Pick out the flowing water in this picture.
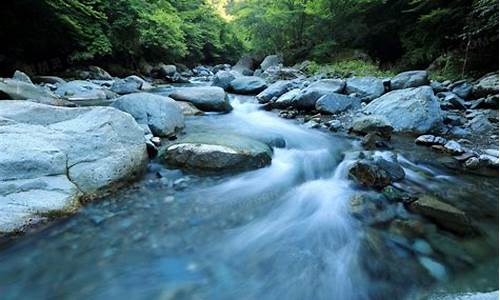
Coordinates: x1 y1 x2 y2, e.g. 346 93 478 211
0 88 497 299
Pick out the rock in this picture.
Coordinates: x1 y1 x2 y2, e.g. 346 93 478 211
176 101 204 116
110 75 146 95
479 154 499 168
27 98 77 107
212 70 237 90
162 133 272 174
444 93 467 110
345 77 385 102
418 256 447 281
12 70 33 84
233 55 261 75
350 192 396 225
450 80 473 99
467 114 494 135
256 80 294 104
0 101 147 233
470 95 499 109
364 86 442 134
260 66 303 82
430 80 448 93
228 76 267 95
415 135 448 146
464 157 480 170
54 80 112 103
315 93 360 114
444 140 464 154
192 66 213 77
350 115 393 139
348 158 404 189
168 86 232 112
212 64 231 73
32 76 66 85
111 93 184 137
260 55 282 71
87 66 113 80
156 64 177 77
483 149 499 157
390 70 429 90
472 73 498 98
294 79 345 110
0 78 58 100
409 195 473 235
273 89 301 108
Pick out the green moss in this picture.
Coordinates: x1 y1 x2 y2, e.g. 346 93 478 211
306 60 395 78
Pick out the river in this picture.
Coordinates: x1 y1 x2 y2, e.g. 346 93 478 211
0 84 497 299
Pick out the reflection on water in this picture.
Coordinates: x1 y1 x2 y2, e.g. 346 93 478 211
0 92 497 300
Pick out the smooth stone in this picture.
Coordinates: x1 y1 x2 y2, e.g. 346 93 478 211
229 76 267 95
168 86 232 112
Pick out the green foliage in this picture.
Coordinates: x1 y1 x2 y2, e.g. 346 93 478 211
306 60 395 78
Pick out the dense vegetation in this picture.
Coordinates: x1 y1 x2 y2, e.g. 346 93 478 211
0 0 244 75
0 0 497 78
228 0 499 78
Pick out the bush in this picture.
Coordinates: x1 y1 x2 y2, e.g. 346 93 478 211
306 60 395 78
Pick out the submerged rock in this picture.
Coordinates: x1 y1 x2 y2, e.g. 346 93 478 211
364 86 442 134
168 86 232 112
111 93 184 137
162 133 272 174
0 101 147 233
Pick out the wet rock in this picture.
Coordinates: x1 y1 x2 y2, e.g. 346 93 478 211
162 133 272 174
0 101 148 233
345 76 385 102
315 93 360 114
168 86 232 112
350 115 393 140
471 73 498 98
348 158 404 189
443 140 464 154
350 192 396 225
464 157 480 170
364 86 442 134
12 70 33 84
389 219 425 238
228 76 267 95
409 195 473 235
0 78 58 101
273 89 301 108
111 93 184 137
294 79 345 110
212 70 237 90
256 80 294 104
415 135 448 146
390 70 429 90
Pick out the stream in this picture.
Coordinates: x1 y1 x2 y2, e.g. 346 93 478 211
0 83 497 299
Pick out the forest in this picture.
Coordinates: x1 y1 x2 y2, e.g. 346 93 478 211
0 0 498 78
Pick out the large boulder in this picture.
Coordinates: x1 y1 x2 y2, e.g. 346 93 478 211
364 86 442 134
315 93 360 114
390 70 429 90
260 55 282 71
0 78 58 100
111 93 184 137
229 76 267 95
212 70 237 90
472 73 498 98
294 79 345 110
256 80 294 104
345 77 385 102
54 80 114 103
162 133 272 174
0 101 148 233
168 86 232 112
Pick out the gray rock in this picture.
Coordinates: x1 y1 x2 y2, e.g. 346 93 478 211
176 101 204 116
168 86 232 112
472 73 498 98
212 70 237 90
162 133 272 174
0 101 147 233
315 93 360 114
156 64 177 77
273 89 301 108
111 75 147 95
444 140 464 154
256 80 294 103
0 78 58 100
390 70 429 90
12 70 33 84
294 79 345 110
32 76 66 85
348 158 404 189
450 80 473 99
479 154 499 168
229 76 267 95
351 115 393 139
430 80 448 93
415 135 448 146
233 55 261 75
54 80 112 102
444 93 467 110
345 77 385 102
87 66 113 80
409 195 473 235
364 86 442 134
111 93 184 137
260 55 282 71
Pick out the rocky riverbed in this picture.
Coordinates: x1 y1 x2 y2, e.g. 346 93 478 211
0 56 498 299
